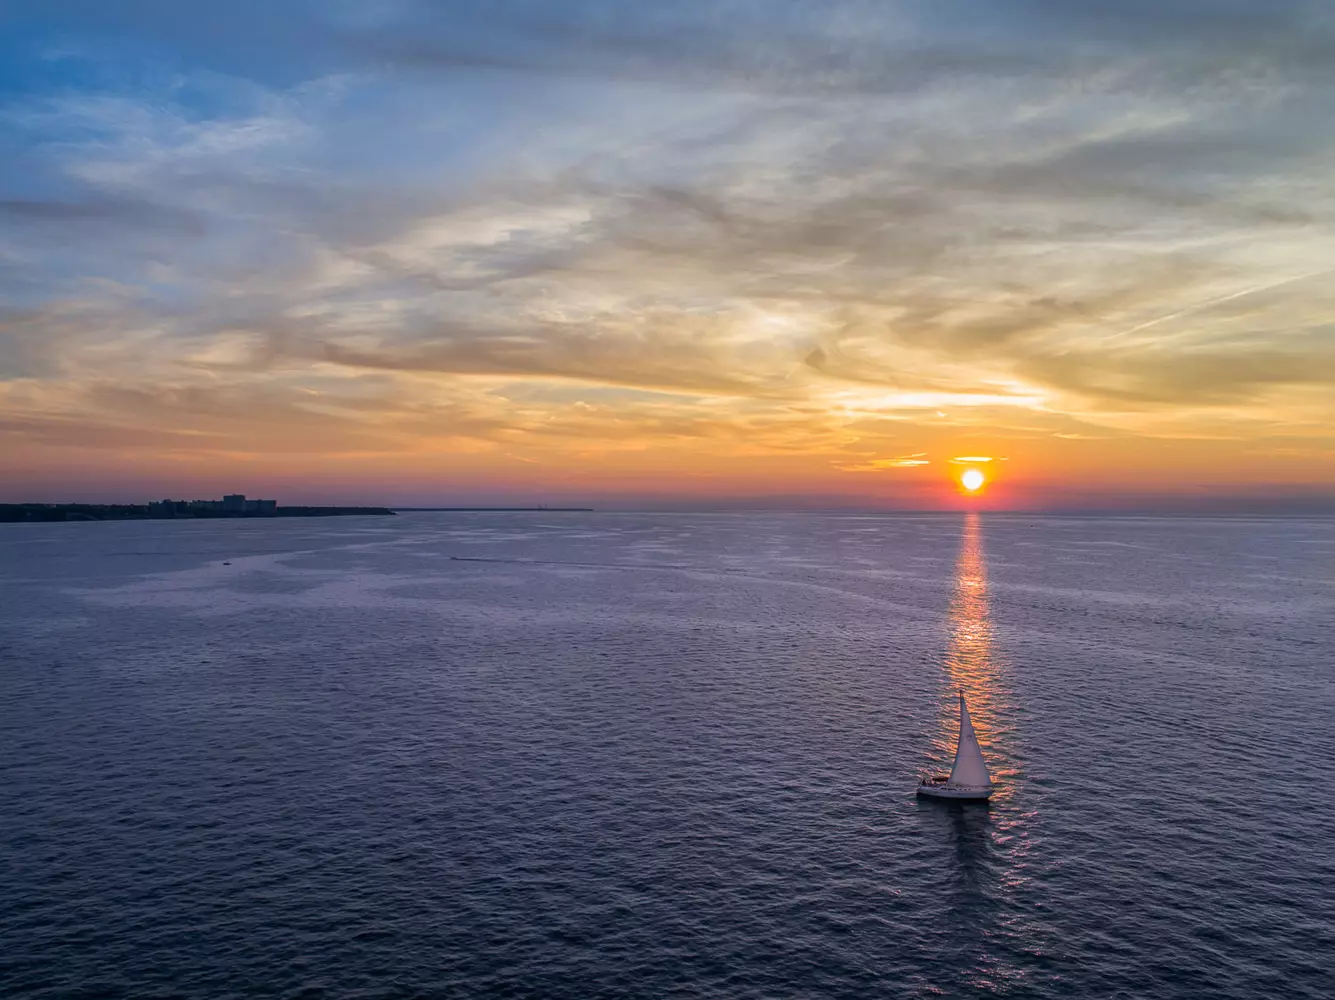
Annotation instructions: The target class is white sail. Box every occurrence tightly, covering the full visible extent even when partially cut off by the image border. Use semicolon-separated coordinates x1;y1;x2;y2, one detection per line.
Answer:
948;692;991;787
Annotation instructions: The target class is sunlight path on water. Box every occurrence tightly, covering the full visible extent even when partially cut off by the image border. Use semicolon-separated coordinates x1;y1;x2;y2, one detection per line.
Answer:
927;512;1039;996
937;512;1018;792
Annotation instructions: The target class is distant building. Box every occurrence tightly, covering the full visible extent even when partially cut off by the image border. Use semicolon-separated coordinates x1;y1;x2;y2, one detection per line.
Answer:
152;494;277;516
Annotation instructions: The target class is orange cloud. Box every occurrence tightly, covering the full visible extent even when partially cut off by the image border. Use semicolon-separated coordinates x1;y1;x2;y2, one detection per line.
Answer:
834;453;930;472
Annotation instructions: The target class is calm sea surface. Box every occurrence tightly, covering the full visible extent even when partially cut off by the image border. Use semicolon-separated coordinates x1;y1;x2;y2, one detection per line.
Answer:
2;512;1333;999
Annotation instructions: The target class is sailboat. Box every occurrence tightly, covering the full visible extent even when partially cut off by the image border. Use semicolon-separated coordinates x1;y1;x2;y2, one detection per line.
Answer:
917;691;994;801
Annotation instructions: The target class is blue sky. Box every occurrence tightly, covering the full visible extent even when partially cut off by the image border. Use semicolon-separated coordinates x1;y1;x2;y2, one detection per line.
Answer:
2;2;1334;506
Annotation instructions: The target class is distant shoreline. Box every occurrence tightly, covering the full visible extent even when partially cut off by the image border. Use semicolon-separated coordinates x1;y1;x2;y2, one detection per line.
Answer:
392;507;594;512
0;503;395;523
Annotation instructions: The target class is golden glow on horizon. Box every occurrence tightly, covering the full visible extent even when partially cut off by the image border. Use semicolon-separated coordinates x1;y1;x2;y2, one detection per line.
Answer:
961;468;986;492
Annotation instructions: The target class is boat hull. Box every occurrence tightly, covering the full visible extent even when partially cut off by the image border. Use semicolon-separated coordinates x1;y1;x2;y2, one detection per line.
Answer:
916;783;993;801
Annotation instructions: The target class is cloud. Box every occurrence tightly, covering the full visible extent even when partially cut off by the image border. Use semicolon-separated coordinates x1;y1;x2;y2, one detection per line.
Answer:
835;453;930;472
343;0;1335;100
1014;342;1335;407
0;197;202;231
1;2;1334;500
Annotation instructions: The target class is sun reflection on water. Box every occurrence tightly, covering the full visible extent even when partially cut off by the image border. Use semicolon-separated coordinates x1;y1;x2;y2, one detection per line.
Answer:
936;511;1019;801
921;512;1038;994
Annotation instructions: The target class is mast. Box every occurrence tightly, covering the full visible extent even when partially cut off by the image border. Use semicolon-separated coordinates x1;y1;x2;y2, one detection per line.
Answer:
948;691;992;787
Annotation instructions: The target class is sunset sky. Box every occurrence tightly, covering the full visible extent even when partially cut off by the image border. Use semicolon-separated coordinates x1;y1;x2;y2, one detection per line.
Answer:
3;2;1334;509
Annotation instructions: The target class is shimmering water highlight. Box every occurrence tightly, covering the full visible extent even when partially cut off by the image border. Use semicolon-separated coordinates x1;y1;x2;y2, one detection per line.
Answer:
2;512;1332;998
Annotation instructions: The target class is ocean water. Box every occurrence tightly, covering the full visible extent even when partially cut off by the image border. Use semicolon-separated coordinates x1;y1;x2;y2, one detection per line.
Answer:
1;512;1332;999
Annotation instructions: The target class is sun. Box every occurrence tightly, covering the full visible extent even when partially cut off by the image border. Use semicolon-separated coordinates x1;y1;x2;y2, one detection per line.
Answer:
960;468;986;492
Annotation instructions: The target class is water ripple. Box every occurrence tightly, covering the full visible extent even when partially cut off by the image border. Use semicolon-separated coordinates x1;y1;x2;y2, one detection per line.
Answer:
2;513;1332;998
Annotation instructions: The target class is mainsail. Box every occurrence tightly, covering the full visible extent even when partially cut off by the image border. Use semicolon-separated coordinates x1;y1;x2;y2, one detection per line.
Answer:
948;692;992;787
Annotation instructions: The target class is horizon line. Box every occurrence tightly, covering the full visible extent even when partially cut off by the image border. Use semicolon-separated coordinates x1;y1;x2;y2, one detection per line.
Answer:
5;499;1334;518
